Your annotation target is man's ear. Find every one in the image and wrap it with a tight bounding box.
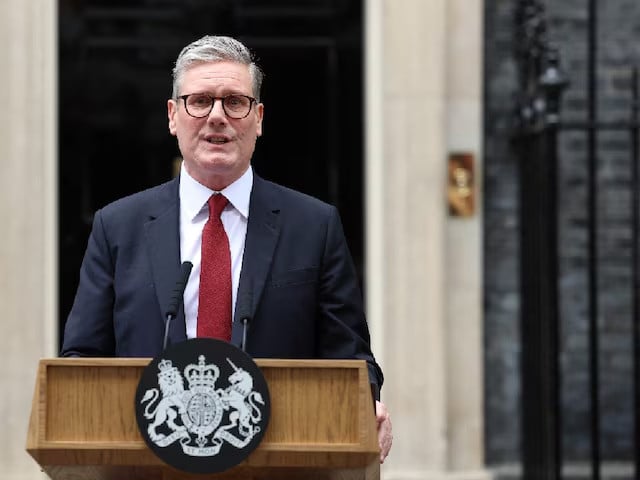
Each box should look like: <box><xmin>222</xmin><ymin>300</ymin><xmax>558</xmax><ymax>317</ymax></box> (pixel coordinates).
<box><xmin>167</xmin><ymin>99</ymin><xmax>178</xmax><ymax>136</ymax></box>
<box><xmin>255</xmin><ymin>102</ymin><xmax>264</xmax><ymax>137</ymax></box>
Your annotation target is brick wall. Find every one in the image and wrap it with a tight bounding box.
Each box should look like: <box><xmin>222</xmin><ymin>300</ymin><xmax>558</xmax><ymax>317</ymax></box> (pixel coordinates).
<box><xmin>484</xmin><ymin>0</ymin><xmax>640</xmax><ymax>465</ymax></box>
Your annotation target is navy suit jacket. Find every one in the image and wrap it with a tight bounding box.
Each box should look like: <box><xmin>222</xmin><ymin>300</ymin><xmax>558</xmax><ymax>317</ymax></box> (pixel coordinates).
<box><xmin>61</xmin><ymin>173</ymin><xmax>383</xmax><ymax>392</ymax></box>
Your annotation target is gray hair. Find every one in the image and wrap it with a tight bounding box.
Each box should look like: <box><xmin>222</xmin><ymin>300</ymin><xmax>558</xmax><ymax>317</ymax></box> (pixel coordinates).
<box><xmin>171</xmin><ymin>35</ymin><xmax>264</xmax><ymax>101</ymax></box>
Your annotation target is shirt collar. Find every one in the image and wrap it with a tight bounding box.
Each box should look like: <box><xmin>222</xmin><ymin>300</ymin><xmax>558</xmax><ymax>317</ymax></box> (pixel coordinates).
<box><xmin>179</xmin><ymin>164</ymin><xmax>253</xmax><ymax>221</ymax></box>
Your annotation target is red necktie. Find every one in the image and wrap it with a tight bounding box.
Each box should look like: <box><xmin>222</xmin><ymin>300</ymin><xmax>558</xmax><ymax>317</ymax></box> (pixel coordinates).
<box><xmin>197</xmin><ymin>194</ymin><xmax>232</xmax><ymax>341</ymax></box>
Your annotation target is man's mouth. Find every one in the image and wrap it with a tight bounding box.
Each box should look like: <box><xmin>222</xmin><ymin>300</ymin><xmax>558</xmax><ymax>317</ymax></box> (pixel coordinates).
<box><xmin>205</xmin><ymin>135</ymin><xmax>231</xmax><ymax>144</ymax></box>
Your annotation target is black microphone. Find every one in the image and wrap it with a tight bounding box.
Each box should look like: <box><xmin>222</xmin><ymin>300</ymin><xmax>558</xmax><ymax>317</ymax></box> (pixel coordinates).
<box><xmin>236</xmin><ymin>281</ymin><xmax>253</xmax><ymax>352</ymax></box>
<box><xmin>163</xmin><ymin>261</ymin><xmax>193</xmax><ymax>350</ymax></box>
<box><xmin>241</xmin><ymin>317</ymin><xmax>250</xmax><ymax>352</ymax></box>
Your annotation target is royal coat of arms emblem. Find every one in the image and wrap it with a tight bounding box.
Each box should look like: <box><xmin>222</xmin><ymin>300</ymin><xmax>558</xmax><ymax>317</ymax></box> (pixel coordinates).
<box><xmin>135</xmin><ymin>338</ymin><xmax>270</xmax><ymax>474</ymax></box>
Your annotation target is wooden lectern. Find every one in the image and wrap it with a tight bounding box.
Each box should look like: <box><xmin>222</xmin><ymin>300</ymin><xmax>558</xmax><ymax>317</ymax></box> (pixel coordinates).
<box><xmin>26</xmin><ymin>358</ymin><xmax>379</xmax><ymax>480</ymax></box>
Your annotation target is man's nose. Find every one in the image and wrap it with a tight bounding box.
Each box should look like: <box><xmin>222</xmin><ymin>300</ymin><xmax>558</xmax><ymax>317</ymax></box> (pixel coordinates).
<box><xmin>207</xmin><ymin>98</ymin><xmax>227</xmax><ymax>121</ymax></box>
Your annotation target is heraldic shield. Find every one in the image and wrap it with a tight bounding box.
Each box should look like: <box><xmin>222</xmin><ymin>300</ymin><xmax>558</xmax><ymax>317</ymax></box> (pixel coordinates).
<box><xmin>135</xmin><ymin>338</ymin><xmax>271</xmax><ymax>474</ymax></box>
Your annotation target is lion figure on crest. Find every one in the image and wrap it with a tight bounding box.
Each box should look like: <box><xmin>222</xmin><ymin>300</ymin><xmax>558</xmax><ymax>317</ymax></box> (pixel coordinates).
<box><xmin>141</xmin><ymin>360</ymin><xmax>187</xmax><ymax>442</ymax></box>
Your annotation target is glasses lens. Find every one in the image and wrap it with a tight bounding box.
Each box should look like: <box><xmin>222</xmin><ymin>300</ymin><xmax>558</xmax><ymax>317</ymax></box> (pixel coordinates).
<box><xmin>185</xmin><ymin>94</ymin><xmax>213</xmax><ymax>118</ymax></box>
<box><xmin>223</xmin><ymin>95</ymin><xmax>252</xmax><ymax>118</ymax></box>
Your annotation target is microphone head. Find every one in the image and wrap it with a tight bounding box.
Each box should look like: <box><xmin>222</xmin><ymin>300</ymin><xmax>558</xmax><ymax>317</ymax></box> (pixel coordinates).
<box><xmin>235</xmin><ymin>280</ymin><xmax>253</xmax><ymax>324</ymax></box>
<box><xmin>166</xmin><ymin>261</ymin><xmax>193</xmax><ymax>318</ymax></box>
<box><xmin>180</xmin><ymin>261</ymin><xmax>194</xmax><ymax>279</ymax></box>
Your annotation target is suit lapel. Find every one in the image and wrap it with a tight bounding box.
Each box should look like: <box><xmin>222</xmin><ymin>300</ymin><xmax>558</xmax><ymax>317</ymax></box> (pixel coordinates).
<box><xmin>144</xmin><ymin>178</ymin><xmax>186</xmax><ymax>346</ymax></box>
<box><xmin>231</xmin><ymin>175</ymin><xmax>281</xmax><ymax>347</ymax></box>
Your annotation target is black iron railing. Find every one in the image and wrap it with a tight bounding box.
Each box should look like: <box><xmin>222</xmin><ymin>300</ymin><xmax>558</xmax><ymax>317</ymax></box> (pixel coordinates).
<box><xmin>514</xmin><ymin>3</ymin><xmax>567</xmax><ymax>479</ymax></box>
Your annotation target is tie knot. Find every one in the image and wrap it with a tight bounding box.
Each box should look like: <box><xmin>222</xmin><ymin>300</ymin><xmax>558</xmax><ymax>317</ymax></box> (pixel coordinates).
<box><xmin>208</xmin><ymin>194</ymin><xmax>228</xmax><ymax>218</ymax></box>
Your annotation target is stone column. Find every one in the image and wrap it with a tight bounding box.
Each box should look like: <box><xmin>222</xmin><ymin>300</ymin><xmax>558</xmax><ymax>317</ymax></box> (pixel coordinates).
<box><xmin>444</xmin><ymin>0</ymin><xmax>487</xmax><ymax>476</ymax></box>
<box><xmin>0</xmin><ymin>1</ymin><xmax>57</xmax><ymax>479</ymax></box>
<box><xmin>365</xmin><ymin>0</ymin><xmax>490</xmax><ymax>478</ymax></box>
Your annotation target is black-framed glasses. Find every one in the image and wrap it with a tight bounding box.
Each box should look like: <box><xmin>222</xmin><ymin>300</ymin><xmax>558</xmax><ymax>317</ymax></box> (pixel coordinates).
<box><xmin>178</xmin><ymin>93</ymin><xmax>257</xmax><ymax>119</ymax></box>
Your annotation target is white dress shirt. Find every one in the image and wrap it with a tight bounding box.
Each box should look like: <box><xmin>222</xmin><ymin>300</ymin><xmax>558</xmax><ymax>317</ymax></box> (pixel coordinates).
<box><xmin>179</xmin><ymin>164</ymin><xmax>252</xmax><ymax>338</ymax></box>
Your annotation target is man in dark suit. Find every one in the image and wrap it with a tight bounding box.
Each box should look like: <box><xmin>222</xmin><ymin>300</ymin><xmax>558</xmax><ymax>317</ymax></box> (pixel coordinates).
<box><xmin>61</xmin><ymin>35</ymin><xmax>392</xmax><ymax>461</ymax></box>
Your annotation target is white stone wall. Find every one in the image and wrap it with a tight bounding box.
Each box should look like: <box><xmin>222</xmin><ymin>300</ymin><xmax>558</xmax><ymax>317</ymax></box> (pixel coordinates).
<box><xmin>366</xmin><ymin>0</ymin><xmax>488</xmax><ymax>478</ymax></box>
<box><xmin>0</xmin><ymin>1</ymin><xmax>57</xmax><ymax>479</ymax></box>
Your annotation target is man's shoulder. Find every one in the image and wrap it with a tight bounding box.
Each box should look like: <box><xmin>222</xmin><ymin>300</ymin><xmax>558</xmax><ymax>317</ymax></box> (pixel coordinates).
<box><xmin>255</xmin><ymin>176</ymin><xmax>334</xmax><ymax>215</ymax></box>
<box><xmin>99</xmin><ymin>178</ymin><xmax>178</xmax><ymax>215</ymax></box>
<box><xmin>94</xmin><ymin>178</ymin><xmax>179</xmax><ymax>228</ymax></box>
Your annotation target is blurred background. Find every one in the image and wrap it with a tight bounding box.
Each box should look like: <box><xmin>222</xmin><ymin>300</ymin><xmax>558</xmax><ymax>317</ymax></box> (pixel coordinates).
<box><xmin>2</xmin><ymin>0</ymin><xmax>640</xmax><ymax>479</ymax></box>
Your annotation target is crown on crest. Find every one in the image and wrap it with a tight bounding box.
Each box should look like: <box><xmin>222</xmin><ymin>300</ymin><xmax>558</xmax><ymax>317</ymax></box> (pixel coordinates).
<box><xmin>158</xmin><ymin>359</ymin><xmax>173</xmax><ymax>371</ymax></box>
<box><xmin>184</xmin><ymin>355</ymin><xmax>220</xmax><ymax>389</ymax></box>
<box><xmin>157</xmin><ymin>358</ymin><xmax>182</xmax><ymax>383</ymax></box>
